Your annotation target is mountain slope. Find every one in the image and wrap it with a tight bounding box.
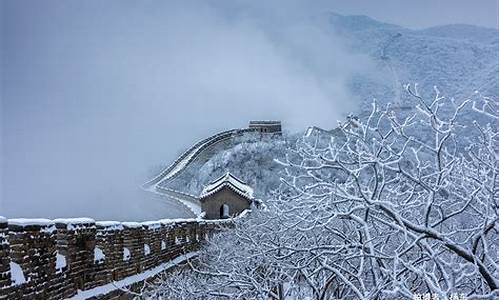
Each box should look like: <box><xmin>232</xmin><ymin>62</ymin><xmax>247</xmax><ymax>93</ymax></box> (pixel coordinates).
<box><xmin>324</xmin><ymin>13</ymin><xmax>498</xmax><ymax>113</ymax></box>
<box><xmin>150</xmin><ymin>14</ymin><xmax>499</xmax><ymax>217</ymax></box>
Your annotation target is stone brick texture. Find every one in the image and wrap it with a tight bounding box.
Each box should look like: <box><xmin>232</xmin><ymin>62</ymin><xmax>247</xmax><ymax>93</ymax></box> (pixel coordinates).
<box><xmin>0</xmin><ymin>218</ymin><xmax>228</xmax><ymax>299</ymax></box>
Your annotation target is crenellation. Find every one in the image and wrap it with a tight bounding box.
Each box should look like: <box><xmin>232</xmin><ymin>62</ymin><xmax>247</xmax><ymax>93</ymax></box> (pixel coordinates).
<box><xmin>55</xmin><ymin>219</ymin><xmax>97</xmax><ymax>291</ymax></box>
<box><xmin>121</xmin><ymin>223</ymin><xmax>145</xmax><ymax>277</ymax></box>
<box><xmin>5</xmin><ymin>219</ymin><xmax>58</xmax><ymax>299</ymax></box>
<box><xmin>184</xmin><ymin>221</ymin><xmax>198</xmax><ymax>252</ymax></box>
<box><xmin>157</xmin><ymin>224</ymin><xmax>172</xmax><ymax>263</ymax></box>
<box><xmin>0</xmin><ymin>216</ymin><xmax>233</xmax><ymax>299</ymax></box>
<box><xmin>95</xmin><ymin>222</ymin><xmax>123</xmax><ymax>283</ymax></box>
<box><xmin>141</xmin><ymin>224</ymin><xmax>161</xmax><ymax>270</ymax></box>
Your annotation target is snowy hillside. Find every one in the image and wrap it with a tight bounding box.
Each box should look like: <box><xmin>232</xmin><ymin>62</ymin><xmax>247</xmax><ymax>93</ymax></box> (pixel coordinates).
<box><xmin>323</xmin><ymin>13</ymin><xmax>498</xmax><ymax>113</ymax></box>
<box><xmin>150</xmin><ymin>14</ymin><xmax>498</xmax><ymax>215</ymax></box>
<box><xmin>164</xmin><ymin>132</ymin><xmax>288</xmax><ymax>199</ymax></box>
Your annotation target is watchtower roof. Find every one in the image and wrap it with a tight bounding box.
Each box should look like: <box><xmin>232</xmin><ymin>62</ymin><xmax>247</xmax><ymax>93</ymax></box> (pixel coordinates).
<box><xmin>249</xmin><ymin>120</ymin><xmax>281</xmax><ymax>126</ymax></box>
<box><xmin>200</xmin><ymin>172</ymin><xmax>254</xmax><ymax>201</ymax></box>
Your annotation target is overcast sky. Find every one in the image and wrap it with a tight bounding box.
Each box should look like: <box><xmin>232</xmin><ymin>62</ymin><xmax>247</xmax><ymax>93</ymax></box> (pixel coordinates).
<box><xmin>1</xmin><ymin>0</ymin><xmax>498</xmax><ymax>220</ymax></box>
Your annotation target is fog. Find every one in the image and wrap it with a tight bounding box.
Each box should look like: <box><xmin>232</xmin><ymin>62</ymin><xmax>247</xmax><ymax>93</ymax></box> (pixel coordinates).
<box><xmin>1</xmin><ymin>0</ymin><xmax>496</xmax><ymax>220</ymax></box>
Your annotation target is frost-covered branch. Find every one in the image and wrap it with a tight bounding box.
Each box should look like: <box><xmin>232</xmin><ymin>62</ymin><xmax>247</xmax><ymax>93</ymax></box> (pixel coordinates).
<box><xmin>146</xmin><ymin>88</ymin><xmax>498</xmax><ymax>299</ymax></box>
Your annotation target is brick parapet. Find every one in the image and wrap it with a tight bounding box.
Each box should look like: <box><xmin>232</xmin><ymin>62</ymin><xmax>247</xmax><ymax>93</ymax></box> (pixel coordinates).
<box><xmin>0</xmin><ymin>218</ymin><xmax>10</xmax><ymax>297</ymax></box>
<box><xmin>0</xmin><ymin>216</ymin><xmax>233</xmax><ymax>299</ymax></box>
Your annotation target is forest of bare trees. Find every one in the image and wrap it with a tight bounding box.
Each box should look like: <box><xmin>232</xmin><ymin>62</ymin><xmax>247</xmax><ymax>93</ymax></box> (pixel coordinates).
<box><xmin>144</xmin><ymin>87</ymin><xmax>498</xmax><ymax>299</ymax></box>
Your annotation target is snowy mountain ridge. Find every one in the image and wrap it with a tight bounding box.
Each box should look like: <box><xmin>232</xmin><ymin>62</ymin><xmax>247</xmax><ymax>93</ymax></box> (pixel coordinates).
<box><xmin>152</xmin><ymin>13</ymin><xmax>498</xmax><ymax>216</ymax></box>
<box><xmin>324</xmin><ymin>13</ymin><xmax>498</xmax><ymax>111</ymax></box>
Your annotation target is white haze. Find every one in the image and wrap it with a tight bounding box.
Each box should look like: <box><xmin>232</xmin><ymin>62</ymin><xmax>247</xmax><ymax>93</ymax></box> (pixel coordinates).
<box><xmin>1</xmin><ymin>0</ymin><xmax>378</xmax><ymax>220</ymax></box>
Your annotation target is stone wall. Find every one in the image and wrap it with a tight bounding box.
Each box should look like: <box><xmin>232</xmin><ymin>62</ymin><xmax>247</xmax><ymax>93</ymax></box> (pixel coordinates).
<box><xmin>0</xmin><ymin>217</ymin><xmax>228</xmax><ymax>299</ymax></box>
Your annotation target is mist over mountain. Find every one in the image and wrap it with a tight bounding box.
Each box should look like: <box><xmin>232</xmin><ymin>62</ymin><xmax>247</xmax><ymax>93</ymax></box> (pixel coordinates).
<box><xmin>2</xmin><ymin>8</ymin><xmax>498</xmax><ymax>220</ymax></box>
<box><xmin>324</xmin><ymin>13</ymin><xmax>498</xmax><ymax>117</ymax></box>
<box><xmin>161</xmin><ymin>13</ymin><xmax>499</xmax><ymax>213</ymax></box>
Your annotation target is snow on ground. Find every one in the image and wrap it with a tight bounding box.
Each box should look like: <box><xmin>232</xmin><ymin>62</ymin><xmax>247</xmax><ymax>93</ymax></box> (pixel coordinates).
<box><xmin>150</xmin><ymin>189</ymin><xmax>201</xmax><ymax>217</ymax></box>
<box><xmin>67</xmin><ymin>252</ymin><xmax>198</xmax><ymax>300</ymax></box>
<box><xmin>143</xmin><ymin>132</ymin><xmax>223</xmax><ymax>192</ymax></box>
<box><xmin>172</xmin><ymin>198</ymin><xmax>201</xmax><ymax>217</ymax></box>
<box><xmin>163</xmin><ymin>142</ymin><xmax>206</xmax><ymax>182</ymax></box>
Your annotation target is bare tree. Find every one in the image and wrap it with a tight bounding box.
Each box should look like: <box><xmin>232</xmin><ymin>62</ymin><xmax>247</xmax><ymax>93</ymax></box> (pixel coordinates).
<box><xmin>145</xmin><ymin>87</ymin><xmax>498</xmax><ymax>299</ymax></box>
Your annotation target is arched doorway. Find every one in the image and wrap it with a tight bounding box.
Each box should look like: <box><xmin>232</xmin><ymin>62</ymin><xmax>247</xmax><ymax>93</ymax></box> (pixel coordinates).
<box><xmin>220</xmin><ymin>204</ymin><xmax>229</xmax><ymax>218</ymax></box>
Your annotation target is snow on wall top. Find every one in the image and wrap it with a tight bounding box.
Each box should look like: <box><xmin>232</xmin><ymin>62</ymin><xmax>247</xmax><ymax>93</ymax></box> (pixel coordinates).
<box><xmin>53</xmin><ymin>218</ymin><xmax>96</xmax><ymax>231</ymax></box>
<box><xmin>96</xmin><ymin>221</ymin><xmax>121</xmax><ymax>227</ymax></box>
<box><xmin>122</xmin><ymin>222</ymin><xmax>142</xmax><ymax>229</ymax></box>
<box><xmin>0</xmin><ymin>216</ymin><xmax>6</xmax><ymax>223</ymax></box>
<box><xmin>141</xmin><ymin>221</ymin><xmax>162</xmax><ymax>230</ymax></box>
<box><xmin>143</xmin><ymin>128</ymin><xmax>242</xmax><ymax>189</ymax></box>
<box><xmin>8</xmin><ymin>218</ymin><xmax>54</xmax><ymax>227</ymax></box>
<box><xmin>200</xmin><ymin>172</ymin><xmax>254</xmax><ymax>200</ymax></box>
<box><xmin>142</xmin><ymin>126</ymin><xmax>262</xmax><ymax>219</ymax></box>
<box><xmin>1</xmin><ymin>211</ymin><xmax>250</xmax><ymax>232</ymax></box>
<box><xmin>53</xmin><ymin>218</ymin><xmax>95</xmax><ymax>225</ymax></box>
<box><xmin>96</xmin><ymin>221</ymin><xmax>124</xmax><ymax>231</ymax></box>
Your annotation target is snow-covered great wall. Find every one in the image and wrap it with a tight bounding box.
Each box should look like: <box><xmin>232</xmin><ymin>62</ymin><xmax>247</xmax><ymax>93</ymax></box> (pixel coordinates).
<box><xmin>0</xmin><ymin>216</ymin><xmax>234</xmax><ymax>299</ymax></box>
<box><xmin>143</xmin><ymin>125</ymin><xmax>274</xmax><ymax>216</ymax></box>
<box><xmin>0</xmin><ymin>123</ymin><xmax>279</xmax><ymax>299</ymax></box>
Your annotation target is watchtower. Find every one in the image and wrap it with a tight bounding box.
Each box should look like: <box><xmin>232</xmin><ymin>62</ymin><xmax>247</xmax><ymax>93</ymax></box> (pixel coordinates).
<box><xmin>249</xmin><ymin>120</ymin><xmax>282</xmax><ymax>134</ymax></box>
<box><xmin>199</xmin><ymin>173</ymin><xmax>254</xmax><ymax>220</ymax></box>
